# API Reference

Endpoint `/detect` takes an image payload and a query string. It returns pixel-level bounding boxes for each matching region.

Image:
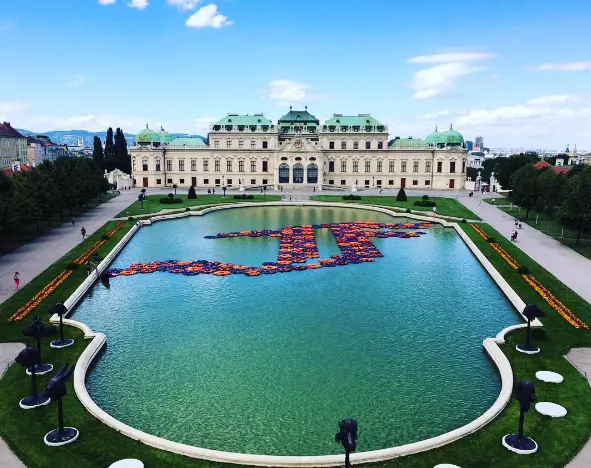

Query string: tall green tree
[534,169,565,217]
[13,172,41,239]
[114,128,131,173]
[0,173,16,250]
[510,164,540,218]
[92,136,104,166]
[103,127,116,171]
[559,166,591,244]
[494,153,540,189]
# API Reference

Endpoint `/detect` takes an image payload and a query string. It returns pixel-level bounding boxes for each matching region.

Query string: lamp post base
[44,427,79,446]
[516,344,540,355]
[502,434,538,454]
[26,363,53,376]
[50,338,75,349]
[19,394,51,409]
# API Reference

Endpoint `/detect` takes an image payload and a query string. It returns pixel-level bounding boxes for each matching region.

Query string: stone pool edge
[51,201,540,467]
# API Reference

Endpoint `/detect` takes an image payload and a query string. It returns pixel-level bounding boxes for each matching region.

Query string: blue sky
[1,0,591,149]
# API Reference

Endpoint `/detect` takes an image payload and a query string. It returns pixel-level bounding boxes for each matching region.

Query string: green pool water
[73,205,520,455]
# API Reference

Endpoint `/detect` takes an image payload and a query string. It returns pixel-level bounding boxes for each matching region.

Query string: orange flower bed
[471,223,490,240]
[106,221,125,238]
[522,275,589,329]
[490,243,520,270]
[74,239,106,265]
[9,270,73,322]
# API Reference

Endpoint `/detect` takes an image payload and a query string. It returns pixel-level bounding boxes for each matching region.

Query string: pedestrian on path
[71,217,75,226]
[14,272,20,291]
[479,199,482,206]
[514,230,518,242]
[86,261,93,276]
[81,227,86,240]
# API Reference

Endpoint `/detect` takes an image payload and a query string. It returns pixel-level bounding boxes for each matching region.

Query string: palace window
[191,160,196,171]
[341,160,347,172]
[180,178,185,184]
[179,160,185,171]
[166,160,172,171]
[156,178,161,184]
[413,161,419,173]
[262,178,268,185]
[341,180,346,185]
[226,140,232,149]
[412,180,418,186]
[378,141,383,150]
[377,161,382,172]
[262,161,268,172]
[262,141,268,149]
[425,180,431,185]
[215,179,221,185]
[215,160,220,172]
[204,178,209,185]
[341,141,346,150]
[365,180,370,187]
[388,160,395,172]
[462,160,466,173]
[239,160,244,172]
[132,159,136,171]
[437,161,443,173]
[329,161,335,172]
[227,160,233,172]
[155,160,161,172]
[250,179,256,184]
[388,180,394,186]
[425,161,432,173]
[167,178,172,184]
[450,162,456,173]
[251,160,256,172]
[251,141,256,149]
[329,141,335,149]
[353,141,359,149]
[214,140,219,149]
[142,160,149,172]
[401,161,407,173]
[365,141,371,150]
[203,160,209,171]
[239,140,244,149]
[227,179,233,185]
[353,161,359,172]
[365,161,371,172]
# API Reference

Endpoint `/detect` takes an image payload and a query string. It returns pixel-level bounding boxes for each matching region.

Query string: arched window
[279,163,290,183]
[307,163,318,184]
[293,163,304,183]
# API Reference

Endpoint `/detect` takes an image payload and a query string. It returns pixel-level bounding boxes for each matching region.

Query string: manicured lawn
[310,195,481,220]
[117,194,281,217]
[498,205,591,260]
[1,219,590,467]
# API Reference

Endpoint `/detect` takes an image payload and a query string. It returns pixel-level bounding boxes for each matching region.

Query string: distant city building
[465,140,474,151]
[0,122,27,168]
[475,136,484,151]
[27,136,48,166]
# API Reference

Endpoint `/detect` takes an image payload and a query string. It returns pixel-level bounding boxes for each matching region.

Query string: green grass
[310,195,481,220]
[117,194,281,217]
[498,205,591,260]
[1,221,591,467]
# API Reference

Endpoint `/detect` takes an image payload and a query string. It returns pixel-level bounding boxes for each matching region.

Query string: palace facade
[130,108,468,191]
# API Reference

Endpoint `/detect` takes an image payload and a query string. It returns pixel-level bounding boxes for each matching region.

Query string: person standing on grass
[14,272,20,291]
[86,261,92,276]
[81,227,86,240]
[71,217,75,226]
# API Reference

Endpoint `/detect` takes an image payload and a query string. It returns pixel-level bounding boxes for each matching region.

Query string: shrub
[247,194,254,199]
[167,193,174,198]
[396,188,407,202]
[422,195,430,200]
[517,265,530,275]
[185,207,191,212]
[160,197,182,204]
[233,195,241,199]
[128,216,133,221]
[66,262,79,271]
[487,237,497,244]
[101,234,109,241]
[342,195,362,201]
[405,208,411,213]
[187,186,197,200]
[413,200,436,207]
[461,219,467,224]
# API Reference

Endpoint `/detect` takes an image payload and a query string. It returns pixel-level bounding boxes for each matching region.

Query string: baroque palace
[130,108,467,191]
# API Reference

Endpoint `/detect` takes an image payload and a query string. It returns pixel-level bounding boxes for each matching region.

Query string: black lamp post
[49,302,74,349]
[172,183,177,195]
[263,185,267,196]
[372,176,375,187]
[335,419,357,468]
[516,304,545,354]
[502,381,538,454]
[15,346,51,409]
[222,186,227,198]
[22,317,54,376]
[42,365,79,446]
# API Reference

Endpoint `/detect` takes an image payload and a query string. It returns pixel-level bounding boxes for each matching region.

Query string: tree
[534,169,565,217]
[188,186,197,199]
[0,173,16,250]
[494,153,540,189]
[114,128,131,174]
[559,167,591,244]
[103,127,116,171]
[396,188,407,202]
[510,164,539,218]
[92,136,103,167]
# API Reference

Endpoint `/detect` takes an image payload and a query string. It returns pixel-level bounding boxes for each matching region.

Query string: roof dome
[441,125,464,145]
[424,127,445,145]
[136,124,160,144]
[158,126,173,144]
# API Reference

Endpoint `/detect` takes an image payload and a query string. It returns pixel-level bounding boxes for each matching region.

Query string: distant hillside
[16,129,205,146]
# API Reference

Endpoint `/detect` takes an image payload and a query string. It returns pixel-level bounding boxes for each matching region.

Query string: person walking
[86,261,93,276]
[514,230,518,242]
[14,272,20,291]
[71,217,75,226]
[81,227,86,240]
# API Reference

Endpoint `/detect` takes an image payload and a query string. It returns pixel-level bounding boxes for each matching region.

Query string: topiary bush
[66,262,79,271]
[167,193,174,198]
[396,188,407,202]
[342,195,362,201]
[160,197,182,204]
[185,207,191,212]
[422,194,430,200]
[101,234,109,241]
[413,200,436,207]
[487,237,497,244]
[461,218,467,224]
[405,208,411,213]
[187,186,197,200]
[128,216,133,221]
[517,265,530,275]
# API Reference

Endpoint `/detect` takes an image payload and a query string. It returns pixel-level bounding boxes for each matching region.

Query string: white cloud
[186,4,233,28]
[526,94,578,106]
[68,75,87,87]
[194,116,218,135]
[0,101,28,113]
[411,62,487,99]
[526,62,591,71]
[19,114,152,133]
[408,52,497,64]
[128,0,148,9]
[168,0,201,10]
[419,109,449,119]
[266,80,310,106]
[98,0,116,5]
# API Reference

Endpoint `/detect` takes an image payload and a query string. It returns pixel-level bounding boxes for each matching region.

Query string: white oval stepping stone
[536,402,567,417]
[108,460,144,468]
[434,465,462,468]
[536,371,564,383]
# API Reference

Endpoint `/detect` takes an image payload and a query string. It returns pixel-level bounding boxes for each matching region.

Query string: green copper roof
[158,126,173,144]
[168,137,207,147]
[213,113,273,127]
[324,114,384,128]
[278,107,319,124]
[136,124,160,144]
[424,128,445,145]
[390,138,426,148]
[441,125,464,145]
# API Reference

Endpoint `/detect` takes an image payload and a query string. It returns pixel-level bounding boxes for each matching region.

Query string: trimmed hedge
[342,195,362,201]
[413,200,437,207]
[233,194,254,200]
[396,188,407,201]
[160,197,182,204]
[422,194,430,200]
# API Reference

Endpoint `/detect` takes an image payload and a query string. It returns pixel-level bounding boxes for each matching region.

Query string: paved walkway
[0,191,137,305]
[459,192,591,306]
[0,343,26,468]
[565,348,591,467]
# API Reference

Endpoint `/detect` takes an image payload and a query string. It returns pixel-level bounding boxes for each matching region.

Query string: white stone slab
[536,370,564,383]
[108,460,144,468]
[434,464,462,468]
[536,402,567,418]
